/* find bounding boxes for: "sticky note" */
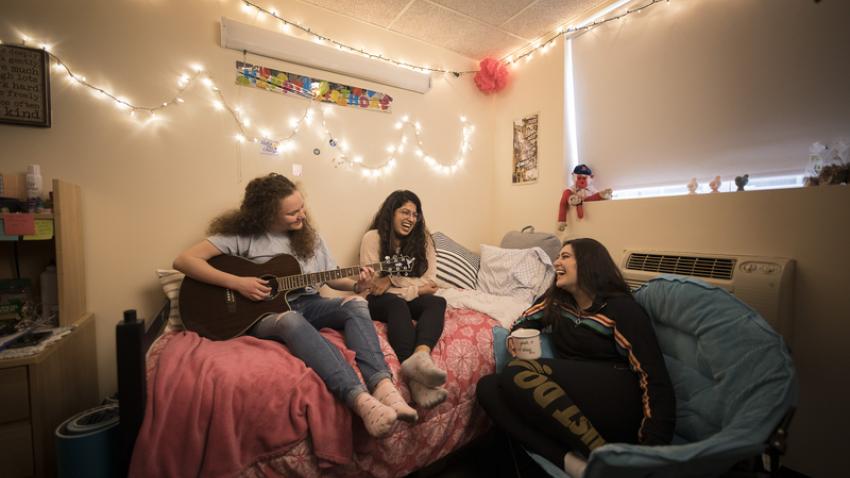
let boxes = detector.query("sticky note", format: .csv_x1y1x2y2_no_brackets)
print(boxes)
23,219,54,240
0,219,19,241
1,213,35,235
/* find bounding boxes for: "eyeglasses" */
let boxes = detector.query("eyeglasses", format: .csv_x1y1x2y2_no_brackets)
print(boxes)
399,208,419,220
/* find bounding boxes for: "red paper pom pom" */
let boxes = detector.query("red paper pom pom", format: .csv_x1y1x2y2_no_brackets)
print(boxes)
474,57,510,94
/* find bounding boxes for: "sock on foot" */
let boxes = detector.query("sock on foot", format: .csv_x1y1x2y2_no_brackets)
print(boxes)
373,380,419,423
409,380,448,409
563,451,587,477
352,392,397,437
401,351,447,388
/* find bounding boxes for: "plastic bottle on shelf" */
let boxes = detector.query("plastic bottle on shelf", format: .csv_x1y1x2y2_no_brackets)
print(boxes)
41,264,59,324
26,164,43,212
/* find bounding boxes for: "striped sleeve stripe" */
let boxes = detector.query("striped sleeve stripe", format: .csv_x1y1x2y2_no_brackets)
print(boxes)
600,314,652,442
575,310,654,441
522,302,546,317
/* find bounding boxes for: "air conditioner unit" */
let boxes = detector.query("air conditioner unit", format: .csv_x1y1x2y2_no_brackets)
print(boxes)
621,250,795,343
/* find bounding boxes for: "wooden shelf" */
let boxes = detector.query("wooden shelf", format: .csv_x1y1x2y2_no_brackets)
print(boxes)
0,179,96,477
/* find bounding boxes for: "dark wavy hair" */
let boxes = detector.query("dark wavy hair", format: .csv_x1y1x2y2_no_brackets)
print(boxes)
368,190,430,277
208,173,318,259
542,238,630,326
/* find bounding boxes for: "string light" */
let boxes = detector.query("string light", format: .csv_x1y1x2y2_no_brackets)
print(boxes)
239,1,474,76
238,0,669,75
502,0,670,67
9,39,475,177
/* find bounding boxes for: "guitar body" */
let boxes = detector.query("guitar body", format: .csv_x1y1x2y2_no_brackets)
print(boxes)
179,254,302,340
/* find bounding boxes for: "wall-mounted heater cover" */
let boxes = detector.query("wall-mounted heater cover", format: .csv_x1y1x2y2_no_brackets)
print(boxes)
621,250,795,344
220,17,431,94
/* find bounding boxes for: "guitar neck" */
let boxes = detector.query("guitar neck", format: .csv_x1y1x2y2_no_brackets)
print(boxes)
277,261,383,290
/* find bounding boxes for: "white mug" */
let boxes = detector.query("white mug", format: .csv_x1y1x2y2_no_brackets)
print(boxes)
506,328,542,360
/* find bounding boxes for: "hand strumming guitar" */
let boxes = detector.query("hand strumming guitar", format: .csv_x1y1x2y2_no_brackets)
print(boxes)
231,276,271,301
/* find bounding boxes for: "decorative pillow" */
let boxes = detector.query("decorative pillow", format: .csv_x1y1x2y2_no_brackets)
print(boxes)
157,269,185,330
500,226,562,262
431,232,480,290
476,244,554,304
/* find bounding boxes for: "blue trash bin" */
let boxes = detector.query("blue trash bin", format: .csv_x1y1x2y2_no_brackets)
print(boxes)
55,403,120,478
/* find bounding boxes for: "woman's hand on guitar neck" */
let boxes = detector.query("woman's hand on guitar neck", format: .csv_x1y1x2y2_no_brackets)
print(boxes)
231,276,271,301
355,267,376,295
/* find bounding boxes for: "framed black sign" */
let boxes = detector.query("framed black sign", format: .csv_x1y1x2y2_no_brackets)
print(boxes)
0,44,52,127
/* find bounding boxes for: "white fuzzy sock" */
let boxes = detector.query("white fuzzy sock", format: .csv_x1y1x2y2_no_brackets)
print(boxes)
401,351,447,388
409,380,448,409
373,379,419,423
352,392,397,438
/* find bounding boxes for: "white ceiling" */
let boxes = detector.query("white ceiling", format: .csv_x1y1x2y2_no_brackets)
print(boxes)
298,0,615,60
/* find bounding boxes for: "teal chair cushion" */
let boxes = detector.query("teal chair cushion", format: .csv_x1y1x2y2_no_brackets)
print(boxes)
584,275,797,478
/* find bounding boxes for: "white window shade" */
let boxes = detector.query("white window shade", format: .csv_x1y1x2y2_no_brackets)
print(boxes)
220,17,431,94
570,0,850,190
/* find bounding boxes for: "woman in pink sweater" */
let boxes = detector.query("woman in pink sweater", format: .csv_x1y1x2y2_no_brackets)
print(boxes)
361,190,448,409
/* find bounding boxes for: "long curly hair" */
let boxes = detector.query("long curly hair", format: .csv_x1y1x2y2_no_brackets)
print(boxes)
368,190,430,277
541,237,630,326
208,173,318,259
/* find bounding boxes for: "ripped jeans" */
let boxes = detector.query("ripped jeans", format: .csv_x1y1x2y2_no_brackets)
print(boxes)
248,294,392,406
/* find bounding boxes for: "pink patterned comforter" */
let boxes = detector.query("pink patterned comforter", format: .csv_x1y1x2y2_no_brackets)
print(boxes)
137,307,498,477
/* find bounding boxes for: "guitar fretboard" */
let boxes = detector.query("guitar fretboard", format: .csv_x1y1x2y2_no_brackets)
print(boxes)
277,261,383,291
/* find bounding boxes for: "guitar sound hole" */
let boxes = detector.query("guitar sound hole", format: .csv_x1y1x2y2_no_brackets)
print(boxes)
261,275,279,300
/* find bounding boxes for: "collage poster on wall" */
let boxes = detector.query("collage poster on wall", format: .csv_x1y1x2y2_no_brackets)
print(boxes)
512,113,538,184
236,61,393,113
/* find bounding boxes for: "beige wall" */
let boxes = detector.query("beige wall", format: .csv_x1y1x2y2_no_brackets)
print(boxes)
1,0,494,398
489,39,569,242
563,186,850,477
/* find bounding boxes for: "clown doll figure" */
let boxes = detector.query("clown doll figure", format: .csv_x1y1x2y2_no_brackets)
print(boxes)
557,164,613,231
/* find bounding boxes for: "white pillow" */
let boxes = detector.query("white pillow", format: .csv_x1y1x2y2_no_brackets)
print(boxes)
476,245,555,304
157,269,185,330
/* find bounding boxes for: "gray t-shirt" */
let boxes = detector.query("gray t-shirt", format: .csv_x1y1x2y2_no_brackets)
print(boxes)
208,232,337,296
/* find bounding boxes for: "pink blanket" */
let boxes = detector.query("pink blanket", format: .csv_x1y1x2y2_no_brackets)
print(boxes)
129,330,354,477
132,308,499,477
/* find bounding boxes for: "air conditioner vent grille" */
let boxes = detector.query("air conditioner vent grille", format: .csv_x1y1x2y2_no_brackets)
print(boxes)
626,253,736,280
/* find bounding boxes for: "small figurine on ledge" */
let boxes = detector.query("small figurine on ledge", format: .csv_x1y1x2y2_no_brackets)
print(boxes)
557,164,612,231
709,176,722,193
735,174,749,191
687,178,699,194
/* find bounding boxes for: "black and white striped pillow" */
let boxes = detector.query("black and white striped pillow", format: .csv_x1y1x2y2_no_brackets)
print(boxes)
432,232,480,289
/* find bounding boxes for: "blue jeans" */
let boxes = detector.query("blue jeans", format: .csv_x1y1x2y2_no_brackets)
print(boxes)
247,294,392,406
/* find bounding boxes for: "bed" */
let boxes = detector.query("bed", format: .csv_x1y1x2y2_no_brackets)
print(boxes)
115,229,559,477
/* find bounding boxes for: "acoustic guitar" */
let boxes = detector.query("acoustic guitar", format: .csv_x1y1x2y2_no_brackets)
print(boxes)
179,253,414,340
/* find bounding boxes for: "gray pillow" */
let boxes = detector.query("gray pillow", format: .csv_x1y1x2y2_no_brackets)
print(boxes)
500,226,561,262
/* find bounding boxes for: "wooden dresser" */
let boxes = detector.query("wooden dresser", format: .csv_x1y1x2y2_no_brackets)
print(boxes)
0,314,98,477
